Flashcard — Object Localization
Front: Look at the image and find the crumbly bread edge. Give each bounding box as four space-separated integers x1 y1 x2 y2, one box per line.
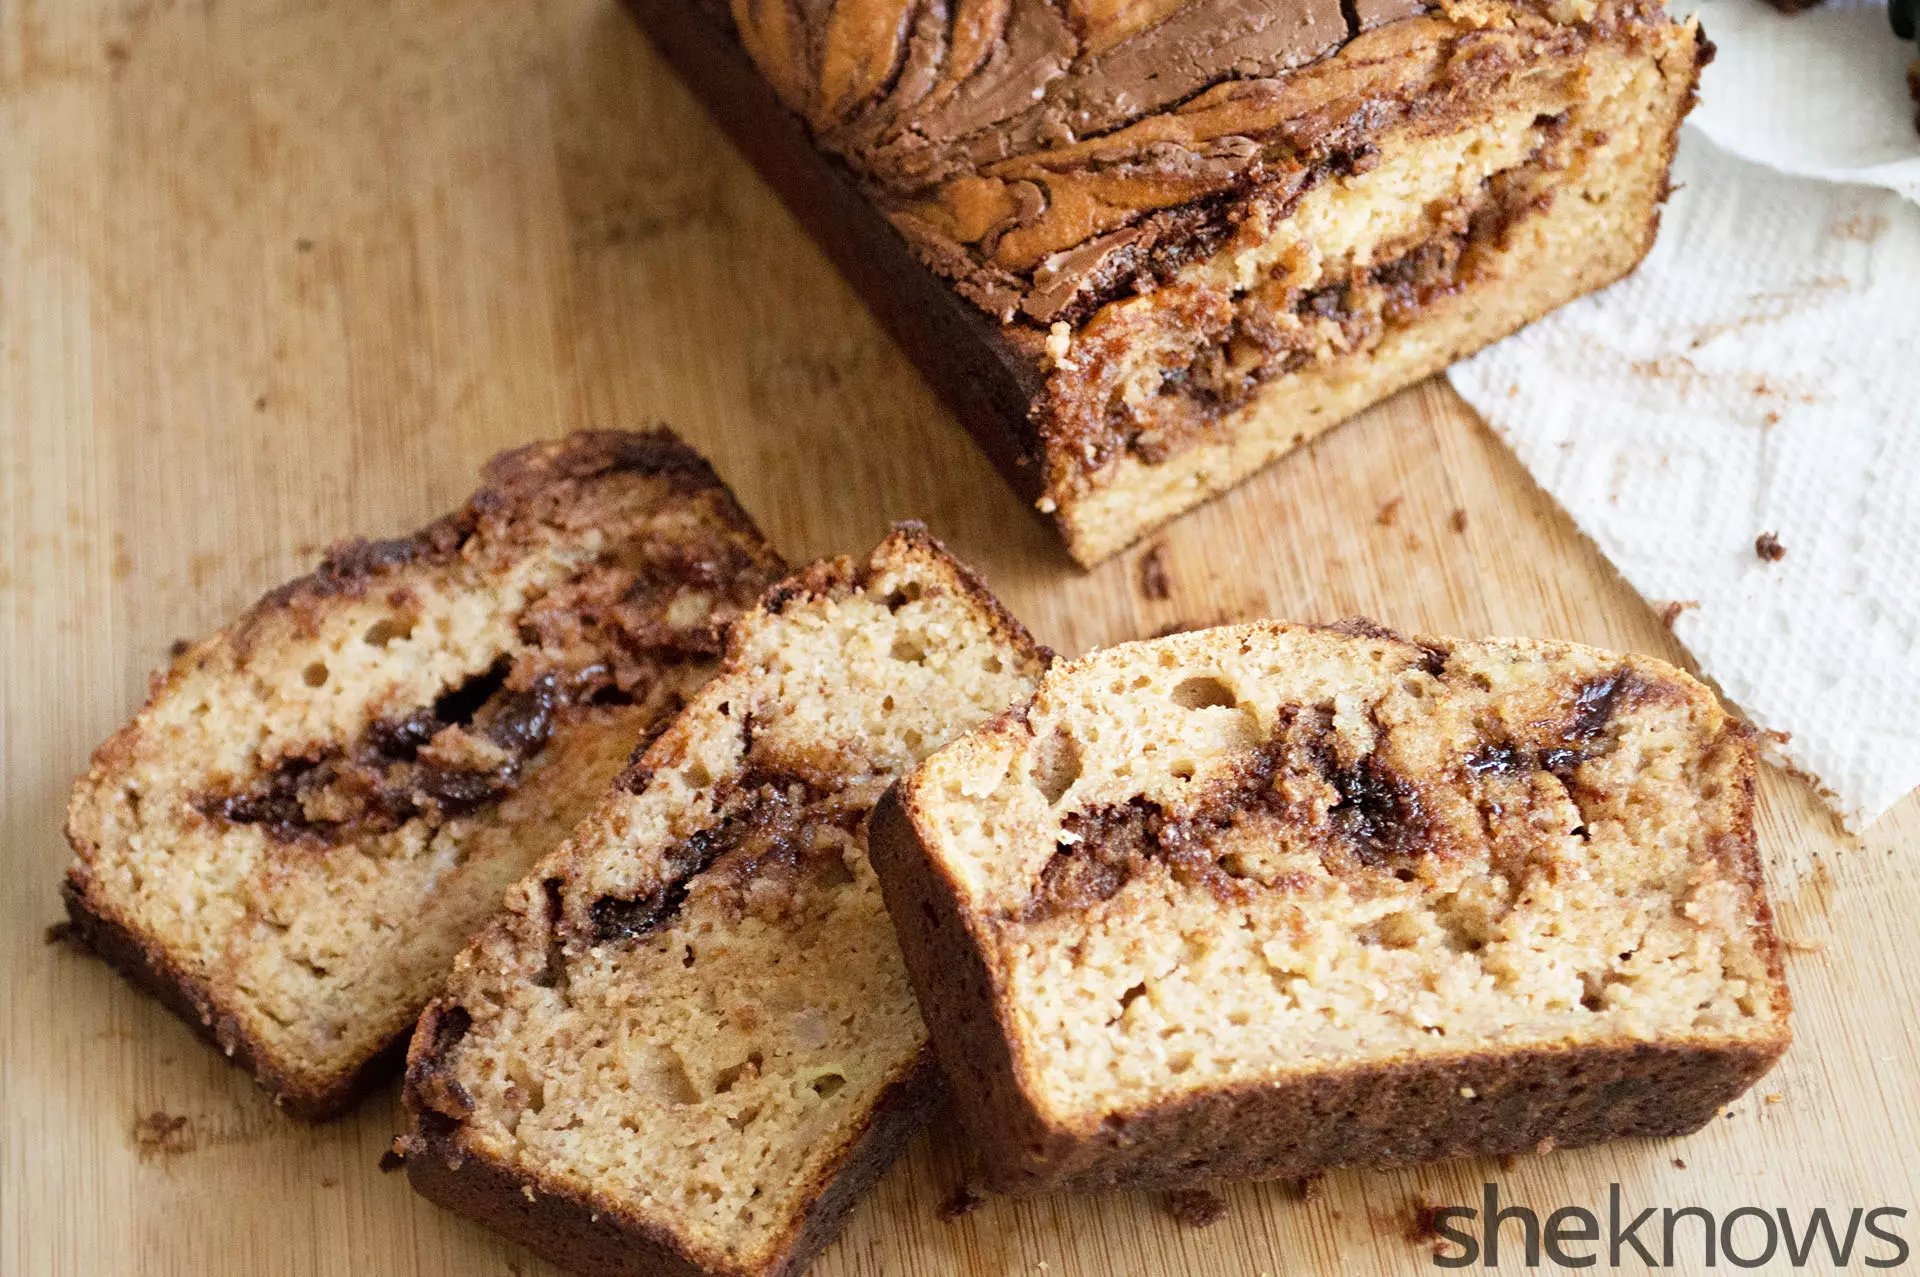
59 428 777 1120
869 619 1791 1193
401 1048 947 1277
399 522 1051 1275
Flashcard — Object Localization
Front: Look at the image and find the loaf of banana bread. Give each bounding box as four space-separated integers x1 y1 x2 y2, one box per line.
400 527 1049 1277
629 0 1711 563
62 430 784 1117
871 620 1792 1192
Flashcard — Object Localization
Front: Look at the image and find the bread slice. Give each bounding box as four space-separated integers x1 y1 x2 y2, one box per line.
399 526 1049 1277
871 620 1792 1193
62 431 785 1118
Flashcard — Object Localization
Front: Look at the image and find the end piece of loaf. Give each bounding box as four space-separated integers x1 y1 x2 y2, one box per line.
400 526 1049 1277
628 0 1710 563
872 620 1791 1192
63 430 785 1118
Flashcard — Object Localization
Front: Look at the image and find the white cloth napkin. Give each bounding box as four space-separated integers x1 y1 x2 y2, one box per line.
1449 0 1920 831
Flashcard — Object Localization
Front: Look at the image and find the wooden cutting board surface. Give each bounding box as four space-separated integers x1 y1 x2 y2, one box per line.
5 2 1916 1273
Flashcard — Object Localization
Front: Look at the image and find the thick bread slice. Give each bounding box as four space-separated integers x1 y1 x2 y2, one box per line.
400 526 1049 1277
63 430 784 1118
871 620 1792 1192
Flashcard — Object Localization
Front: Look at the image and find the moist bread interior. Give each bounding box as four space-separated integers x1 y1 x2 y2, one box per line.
406 532 1047 1269
62 432 783 1112
912 623 1788 1120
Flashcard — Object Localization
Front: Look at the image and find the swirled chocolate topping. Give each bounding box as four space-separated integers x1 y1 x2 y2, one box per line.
722 0 1448 319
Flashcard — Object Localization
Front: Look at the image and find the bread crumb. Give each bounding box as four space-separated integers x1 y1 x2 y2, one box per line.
1376 497 1402 527
378 1148 406 1173
939 1185 985 1220
1499 1153 1520 1171
1289 1173 1325 1203
1164 1188 1228 1228
1536 1136 1558 1155
132 1111 193 1158
1765 1093 1783 1104
1755 532 1786 562
320 1176 339 1188
1672 1158 1687 1169
1407 1193 1447 1248
1449 509 1468 533
1136 546 1173 601
1657 599 1699 629
1045 322 1075 370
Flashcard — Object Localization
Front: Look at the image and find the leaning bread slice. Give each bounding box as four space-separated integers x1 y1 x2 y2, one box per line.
63 430 785 1117
872 620 1792 1193
400 526 1049 1277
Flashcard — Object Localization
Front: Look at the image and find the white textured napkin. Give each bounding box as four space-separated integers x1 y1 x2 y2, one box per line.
1449 1 1920 831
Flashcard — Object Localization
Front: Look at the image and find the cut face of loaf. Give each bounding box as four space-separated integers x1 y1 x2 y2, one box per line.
872 621 1792 1192
400 527 1049 1277
1023 10 1711 563
62 431 785 1118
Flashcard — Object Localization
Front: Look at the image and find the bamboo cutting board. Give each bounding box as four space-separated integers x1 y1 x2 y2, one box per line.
4 1 1917 1274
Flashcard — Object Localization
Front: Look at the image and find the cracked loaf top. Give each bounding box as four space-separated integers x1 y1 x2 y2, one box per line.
713 0 1648 324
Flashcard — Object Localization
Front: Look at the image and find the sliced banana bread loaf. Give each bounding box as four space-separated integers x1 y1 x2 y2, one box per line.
400 526 1049 1277
63 430 785 1118
872 620 1792 1193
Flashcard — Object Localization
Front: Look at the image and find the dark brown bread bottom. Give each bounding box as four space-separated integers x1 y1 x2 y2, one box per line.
60 881 401 1119
869 790 1783 1195
403 1053 946 1277
978 1040 1776 1195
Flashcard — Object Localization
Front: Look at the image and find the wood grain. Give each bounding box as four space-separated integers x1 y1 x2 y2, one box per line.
4 1 1914 1274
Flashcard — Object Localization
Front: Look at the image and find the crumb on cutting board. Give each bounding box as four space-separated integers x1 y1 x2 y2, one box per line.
939 1185 985 1220
1164 1188 1228 1228
1136 545 1173 601
133 1111 193 1158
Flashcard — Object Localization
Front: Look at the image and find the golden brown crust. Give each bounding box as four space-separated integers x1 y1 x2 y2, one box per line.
237 429 757 636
